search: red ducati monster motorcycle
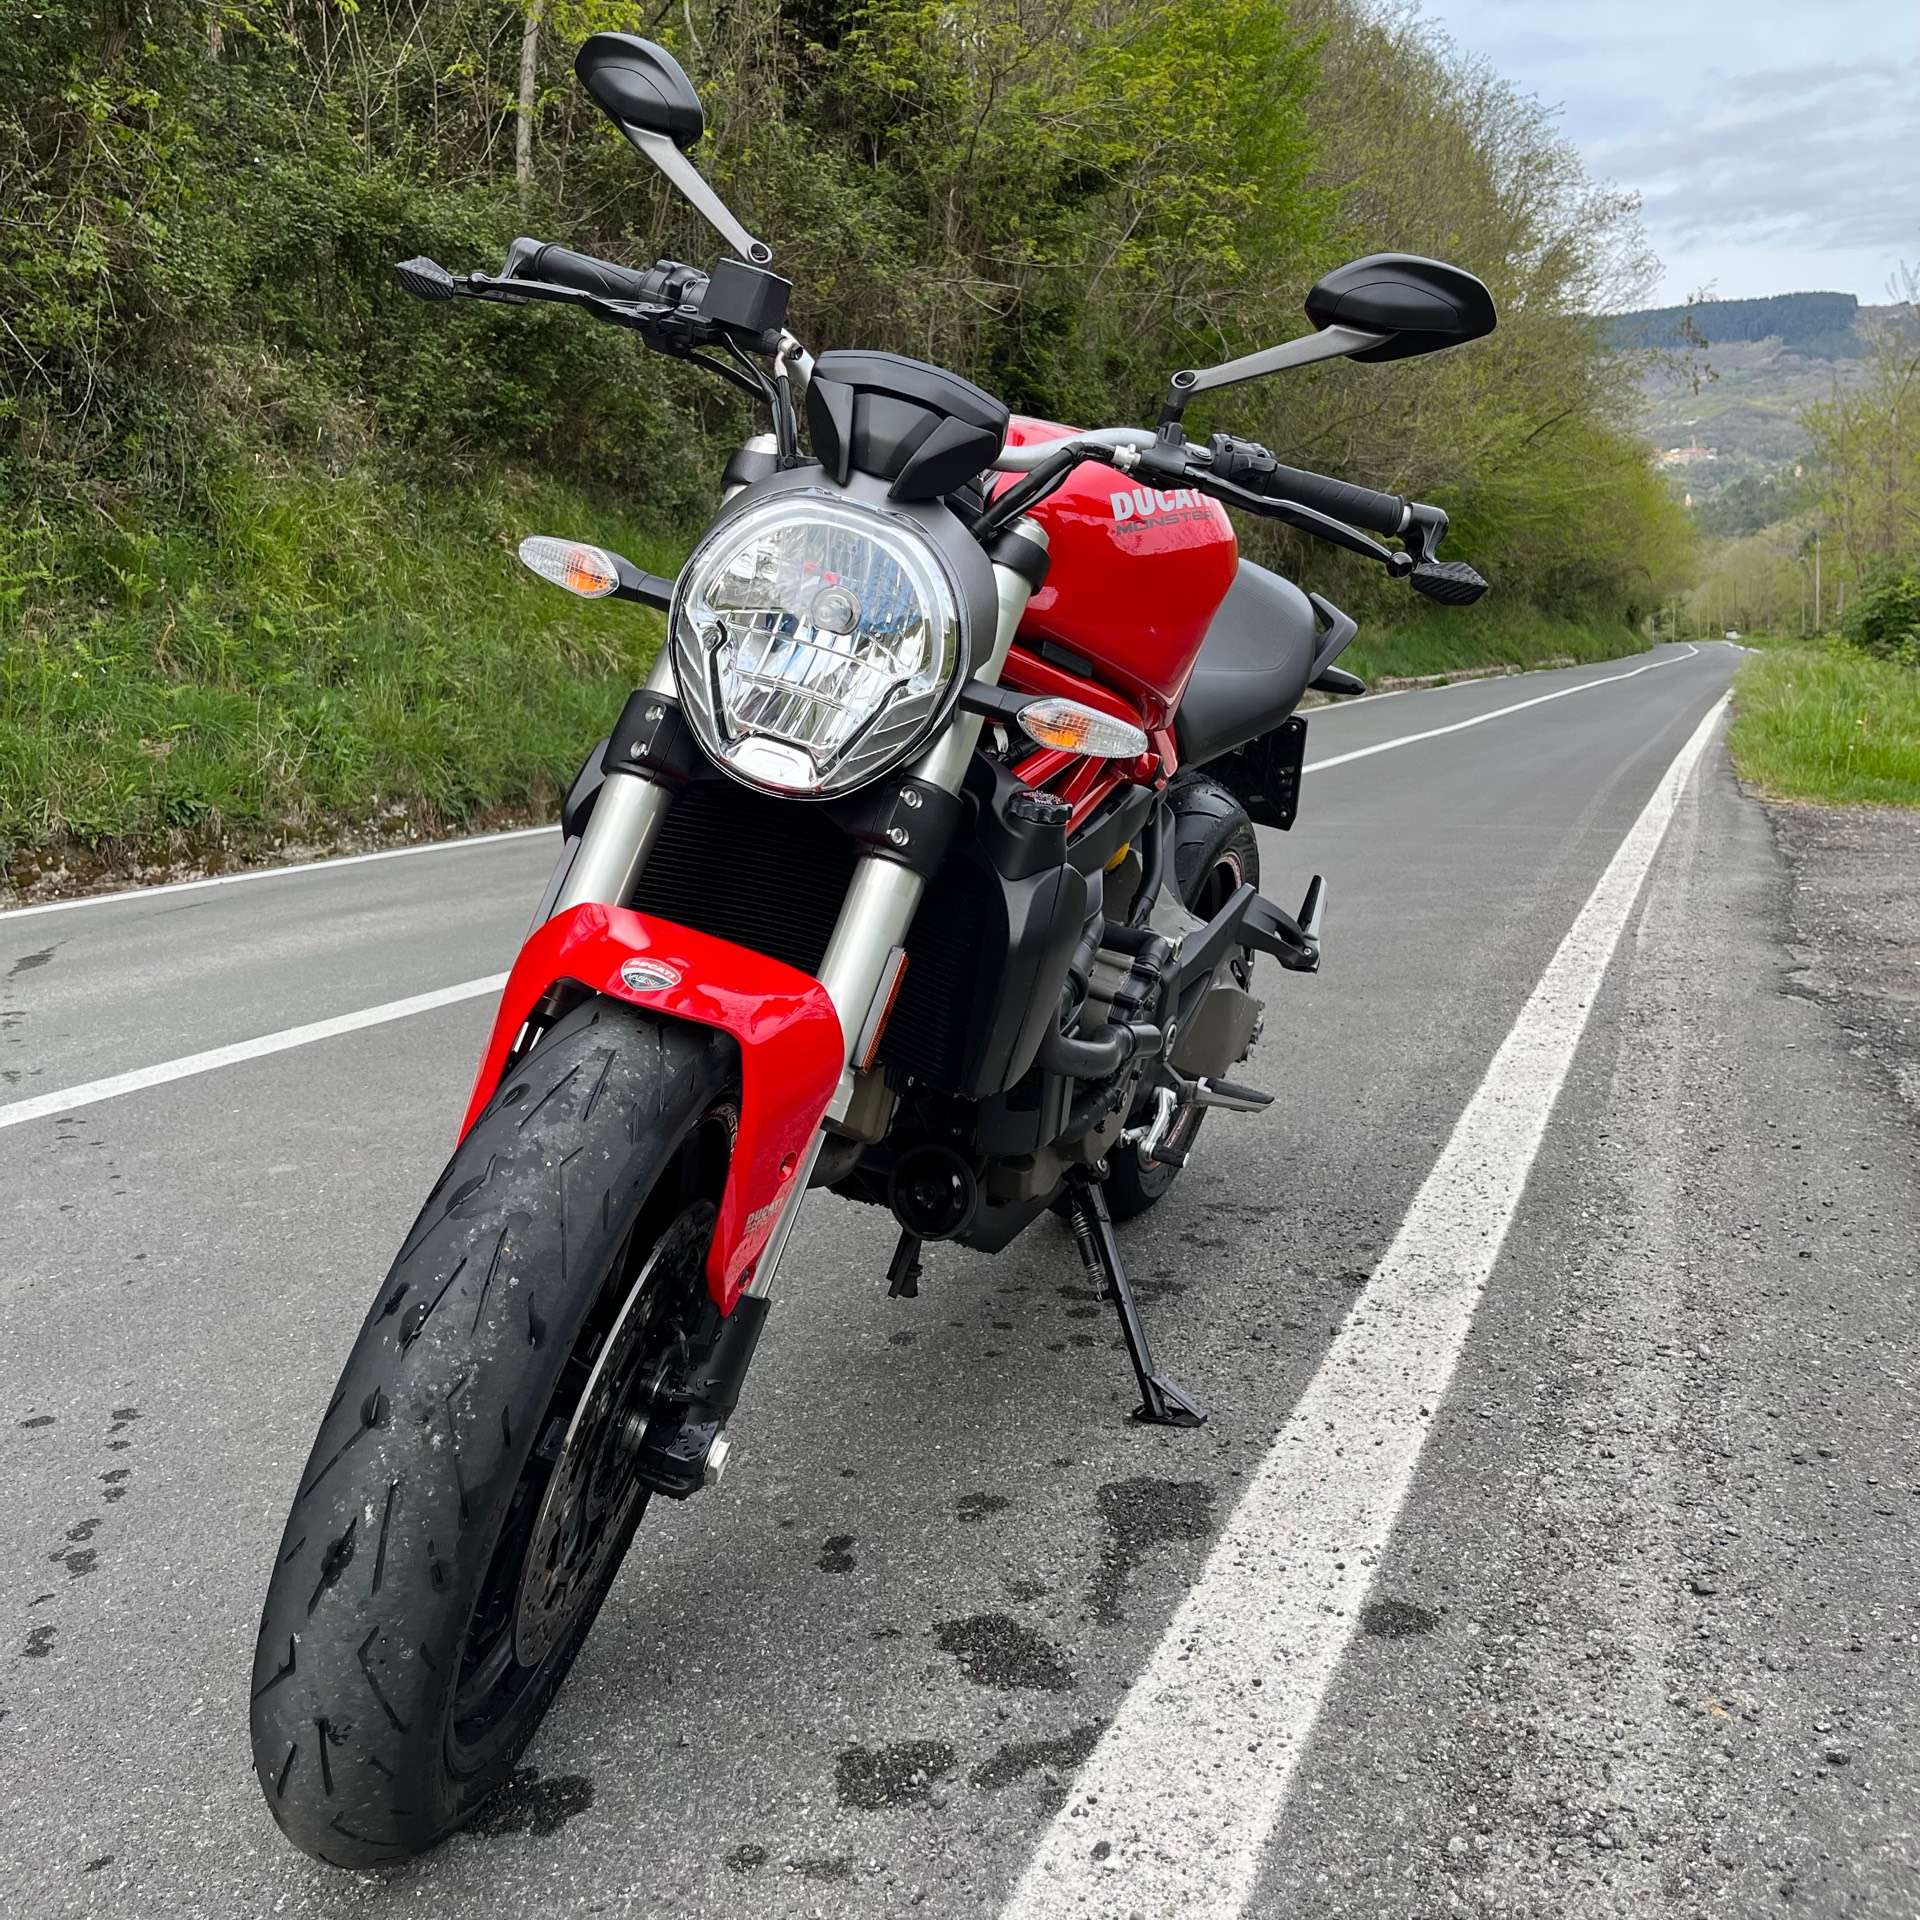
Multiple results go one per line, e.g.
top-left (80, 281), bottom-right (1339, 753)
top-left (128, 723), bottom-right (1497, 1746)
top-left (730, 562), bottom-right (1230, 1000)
top-left (251, 33), bottom-right (1494, 1865)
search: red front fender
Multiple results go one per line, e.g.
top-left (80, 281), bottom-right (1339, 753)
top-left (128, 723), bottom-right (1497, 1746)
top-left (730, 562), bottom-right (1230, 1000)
top-left (462, 903), bottom-right (844, 1315)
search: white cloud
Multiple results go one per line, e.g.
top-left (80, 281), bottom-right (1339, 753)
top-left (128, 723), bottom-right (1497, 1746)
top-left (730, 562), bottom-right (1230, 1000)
top-left (1417, 1), bottom-right (1920, 302)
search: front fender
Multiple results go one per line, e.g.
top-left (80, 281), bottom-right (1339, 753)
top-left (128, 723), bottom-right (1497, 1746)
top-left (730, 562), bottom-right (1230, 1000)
top-left (462, 903), bottom-right (844, 1315)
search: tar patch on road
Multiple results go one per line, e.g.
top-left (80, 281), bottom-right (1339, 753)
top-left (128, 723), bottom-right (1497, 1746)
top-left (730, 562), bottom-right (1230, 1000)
top-left (835, 1739), bottom-right (956, 1809)
top-left (466, 1767), bottom-right (595, 1839)
top-left (970, 1720), bottom-right (1107, 1792)
top-left (792, 1856), bottom-right (853, 1881)
top-left (1360, 1597), bottom-right (1441, 1639)
top-left (934, 1613), bottom-right (1076, 1692)
top-left (956, 1492), bottom-right (1009, 1524)
top-left (1090, 1477), bottom-right (1216, 1623)
top-left (818, 1533), bottom-right (856, 1573)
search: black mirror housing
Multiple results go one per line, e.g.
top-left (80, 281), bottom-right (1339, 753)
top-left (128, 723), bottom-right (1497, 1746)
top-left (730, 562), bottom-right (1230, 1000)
top-left (575, 34), bottom-right (705, 150)
top-left (1304, 254), bottom-right (1496, 362)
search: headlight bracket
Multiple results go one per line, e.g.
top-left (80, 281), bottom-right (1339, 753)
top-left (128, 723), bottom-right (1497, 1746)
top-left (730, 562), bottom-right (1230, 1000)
top-left (823, 776), bottom-right (967, 879)
top-left (603, 689), bottom-right (704, 788)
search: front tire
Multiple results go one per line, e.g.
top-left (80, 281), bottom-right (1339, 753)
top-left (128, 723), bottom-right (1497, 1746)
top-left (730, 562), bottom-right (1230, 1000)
top-left (250, 998), bottom-right (736, 1866)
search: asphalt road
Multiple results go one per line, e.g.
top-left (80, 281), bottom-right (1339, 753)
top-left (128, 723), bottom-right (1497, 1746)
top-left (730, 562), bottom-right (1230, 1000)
top-left (3, 640), bottom-right (1915, 1919)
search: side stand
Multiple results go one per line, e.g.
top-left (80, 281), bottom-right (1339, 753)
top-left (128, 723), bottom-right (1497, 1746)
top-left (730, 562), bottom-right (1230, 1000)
top-left (1064, 1175), bottom-right (1206, 1428)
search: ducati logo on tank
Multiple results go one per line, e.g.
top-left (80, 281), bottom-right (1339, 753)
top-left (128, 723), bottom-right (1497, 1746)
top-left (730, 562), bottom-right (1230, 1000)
top-left (1110, 486), bottom-right (1213, 523)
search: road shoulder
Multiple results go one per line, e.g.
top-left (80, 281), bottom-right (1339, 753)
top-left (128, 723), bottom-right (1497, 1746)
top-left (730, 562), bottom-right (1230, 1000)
top-left (1243, 740), bottom-right (1920, 1918)
top-left (1765, 800), bottom-right (1920, 1122)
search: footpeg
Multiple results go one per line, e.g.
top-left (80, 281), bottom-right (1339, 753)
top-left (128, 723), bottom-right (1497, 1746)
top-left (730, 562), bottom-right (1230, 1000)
top-left (1064, 1176), bottom-right (1206, 1428)
top-left (1189, 1073), bottom-right (1272, 1112)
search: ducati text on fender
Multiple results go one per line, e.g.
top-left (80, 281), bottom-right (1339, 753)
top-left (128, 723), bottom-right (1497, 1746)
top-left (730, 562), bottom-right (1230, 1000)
top-left (250, 30), bottom-right (1496, 1866)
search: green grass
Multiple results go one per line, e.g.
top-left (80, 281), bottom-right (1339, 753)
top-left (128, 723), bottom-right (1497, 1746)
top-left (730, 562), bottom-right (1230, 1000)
top-left (0, 462), bottom-right (1667, 882)
top-left (1343, 608), bottom-right (1649, 683)
top-left (1729, 642), bottom-right (1920, 807)
top-left (0, 464), bottom-right (682, 881)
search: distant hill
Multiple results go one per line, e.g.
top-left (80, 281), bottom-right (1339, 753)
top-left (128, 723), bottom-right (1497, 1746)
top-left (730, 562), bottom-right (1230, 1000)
top-left (1611, 292), bottom-right (1897, 528)
top-left (1610, 291), bottom-right (1864, 359)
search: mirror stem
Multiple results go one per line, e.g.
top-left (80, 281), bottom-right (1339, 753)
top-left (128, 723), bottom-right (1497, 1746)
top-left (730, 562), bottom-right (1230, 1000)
top-left (624, 127), bottom-right (772, 266)
top-left (1162, 323), bottom-right (1392, 419)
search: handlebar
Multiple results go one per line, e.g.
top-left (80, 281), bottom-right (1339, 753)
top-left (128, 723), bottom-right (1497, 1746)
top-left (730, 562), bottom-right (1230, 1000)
top-left (499, 239), bottom-right (709, 310)
top-left (1202, 434), bottom-right (1409, 538)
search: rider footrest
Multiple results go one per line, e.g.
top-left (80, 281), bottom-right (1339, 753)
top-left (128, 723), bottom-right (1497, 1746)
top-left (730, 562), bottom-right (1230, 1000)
top-left (1064, 1176), bottom-right (1206, 1428)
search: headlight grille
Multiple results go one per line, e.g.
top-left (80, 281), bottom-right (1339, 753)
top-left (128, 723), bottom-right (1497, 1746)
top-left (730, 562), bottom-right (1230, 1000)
top-left (672, 492), bottom-right (965, 798)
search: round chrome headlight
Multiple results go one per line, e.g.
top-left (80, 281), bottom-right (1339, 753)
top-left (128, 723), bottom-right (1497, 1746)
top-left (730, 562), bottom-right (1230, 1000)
top-left (670, 492), bottom-right (965, 798)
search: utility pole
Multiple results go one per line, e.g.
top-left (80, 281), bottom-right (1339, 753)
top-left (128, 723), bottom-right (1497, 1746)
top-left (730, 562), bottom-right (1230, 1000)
top-left (1812, 530), bottom-right (1821, 633)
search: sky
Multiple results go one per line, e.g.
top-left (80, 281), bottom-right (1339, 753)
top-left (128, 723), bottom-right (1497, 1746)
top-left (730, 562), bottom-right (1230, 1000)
top-left (1418, 0), bottom-right (1920, 309)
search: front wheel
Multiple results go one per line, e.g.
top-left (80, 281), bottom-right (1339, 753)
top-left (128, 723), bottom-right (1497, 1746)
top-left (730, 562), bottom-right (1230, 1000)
top-left (250, 998), bottom-right (737, 1867)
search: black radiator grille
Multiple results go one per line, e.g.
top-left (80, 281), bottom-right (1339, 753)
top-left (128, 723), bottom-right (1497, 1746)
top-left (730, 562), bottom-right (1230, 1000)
top-left (628, 778), bottom-right (859, 979)
top-left (881, 876), bottom-right (975, 1088)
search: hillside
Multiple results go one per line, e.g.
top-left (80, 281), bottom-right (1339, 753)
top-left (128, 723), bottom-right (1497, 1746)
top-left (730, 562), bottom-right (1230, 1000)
top-left (1615, 293), bottom-right (1895, 529)
top-left (1610, 291), bottom-right (1865, 359)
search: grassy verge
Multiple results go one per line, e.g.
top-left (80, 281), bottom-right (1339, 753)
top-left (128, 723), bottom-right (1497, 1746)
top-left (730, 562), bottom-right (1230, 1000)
top-left (1343, 608), bottom-right (1648, 682)
top-left (1, 465), bottom-right (679, 886)
top-left (1728, 641), bottom-right (1920, 808)
top-left (0, 470), bottom-right (1663, 889)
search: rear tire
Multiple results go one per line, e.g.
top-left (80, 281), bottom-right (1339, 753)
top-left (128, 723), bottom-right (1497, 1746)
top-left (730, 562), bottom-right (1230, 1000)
top-left (1106, 776), bottom-right (1259, 1221)
top-left (250, 997), bottom-right (736, 1867)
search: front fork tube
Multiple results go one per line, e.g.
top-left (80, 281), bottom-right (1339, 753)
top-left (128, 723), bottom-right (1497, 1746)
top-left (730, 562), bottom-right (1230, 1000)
top-left (549, 522), bottom-right (1047, 1300)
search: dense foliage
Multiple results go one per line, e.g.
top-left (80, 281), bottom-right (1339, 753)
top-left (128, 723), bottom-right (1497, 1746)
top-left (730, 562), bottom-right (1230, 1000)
top-left (1841, 566), bottom-right (1920, 664)
top-left (1613, 291), bottom-right (1863, 358)
top-left (1802, 292), bottom-right (1920, 602)
top-left (1, 0), bottom-right (1693, 869)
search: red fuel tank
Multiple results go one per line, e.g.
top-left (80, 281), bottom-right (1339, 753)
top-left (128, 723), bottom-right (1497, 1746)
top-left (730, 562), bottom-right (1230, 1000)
top-left (1001, 417), bottom-right (1239, 729)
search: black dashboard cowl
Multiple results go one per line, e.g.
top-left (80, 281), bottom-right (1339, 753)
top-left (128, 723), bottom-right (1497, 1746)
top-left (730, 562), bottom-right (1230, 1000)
top-left (806, 350), bottom-right (1010, 502)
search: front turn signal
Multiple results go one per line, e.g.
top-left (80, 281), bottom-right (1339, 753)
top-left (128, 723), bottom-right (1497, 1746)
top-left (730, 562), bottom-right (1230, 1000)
top-left (518, 535), bottom-right (619, 599)
top-left (1016, 696), bottom-right (1149, 759)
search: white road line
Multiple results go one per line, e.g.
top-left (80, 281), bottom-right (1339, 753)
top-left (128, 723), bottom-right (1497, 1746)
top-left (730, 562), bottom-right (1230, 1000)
top-left (0, 825), bottom-right (554, 924)
top-left (1002, 693), bottom-right (1730, 1920)
top-left (0, 975), bottom-right (507, 1133)
top-left (1306, 643), bottom-right (1682, 714)
top-left (1303, 643), bottom-right (1698, 773)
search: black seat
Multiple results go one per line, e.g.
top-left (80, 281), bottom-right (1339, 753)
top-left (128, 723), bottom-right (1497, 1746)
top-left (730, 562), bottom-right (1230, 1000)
top-left (1174, 560), bottom-right (1320, 768)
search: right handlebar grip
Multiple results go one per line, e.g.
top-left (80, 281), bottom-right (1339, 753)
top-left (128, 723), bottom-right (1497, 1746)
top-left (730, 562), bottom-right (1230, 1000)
top-left (510, 243), bottom-right (701, 307)
top-left (1207, 436), bottom-right (1408, 537)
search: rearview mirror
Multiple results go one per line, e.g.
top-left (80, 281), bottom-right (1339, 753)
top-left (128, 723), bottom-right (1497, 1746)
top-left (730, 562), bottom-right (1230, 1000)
top-left (1304, 254), bottom-right (1496, 362)
top-left (1164, 252), bottom-right (1495, 416)
top-left (572, 34), bottom-right (772, 266)
top-left (575, 34), bottom-right (704, 150)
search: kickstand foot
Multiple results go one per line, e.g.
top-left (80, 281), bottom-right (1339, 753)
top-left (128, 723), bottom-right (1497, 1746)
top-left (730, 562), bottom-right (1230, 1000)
top-left (886, 1230), bottom-right (923, 1299)
top-left (1065, 1176), bottom-right (1206, 1428)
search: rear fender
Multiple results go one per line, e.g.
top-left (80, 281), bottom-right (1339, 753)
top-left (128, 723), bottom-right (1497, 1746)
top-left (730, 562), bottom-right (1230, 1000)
top-left (462, 903), bottom-right (844, 1315)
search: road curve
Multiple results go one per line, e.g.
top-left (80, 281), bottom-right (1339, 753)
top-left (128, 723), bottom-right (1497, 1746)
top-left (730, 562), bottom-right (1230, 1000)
top-left (3, 640), bottom-right (1915, 1918)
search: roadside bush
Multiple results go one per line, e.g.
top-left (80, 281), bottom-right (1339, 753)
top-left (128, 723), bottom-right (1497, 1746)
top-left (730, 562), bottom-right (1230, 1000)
top-left (1840, 564), bottom-right (1920, 666)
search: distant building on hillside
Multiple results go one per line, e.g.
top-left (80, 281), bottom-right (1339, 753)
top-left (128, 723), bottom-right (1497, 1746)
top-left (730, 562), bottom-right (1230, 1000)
top-left (1658, 443), bottom-right (1719, 468)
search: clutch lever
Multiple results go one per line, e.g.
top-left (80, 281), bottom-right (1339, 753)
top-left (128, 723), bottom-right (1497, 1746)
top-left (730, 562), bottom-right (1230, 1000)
top-left (395, 256), bottom-right (672, 329)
